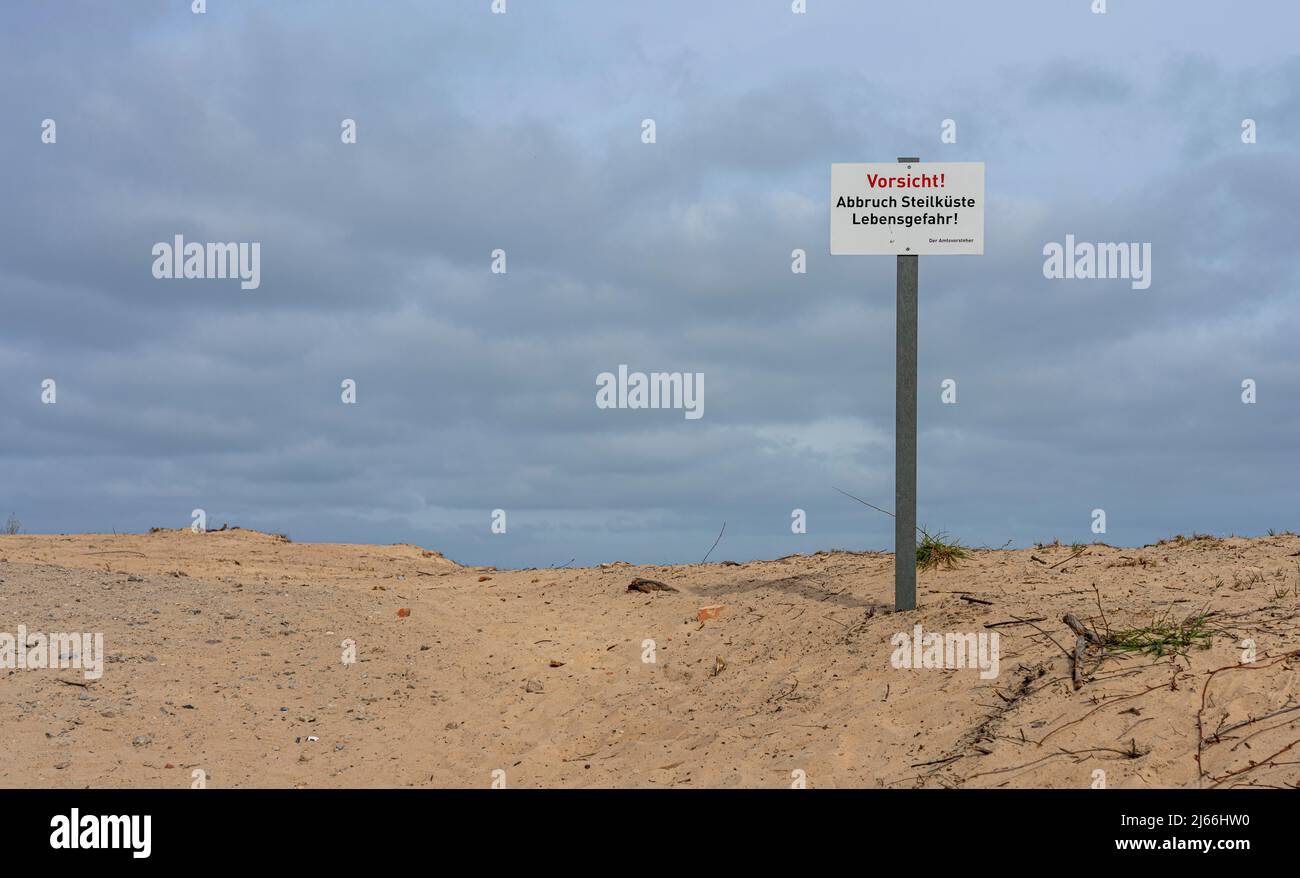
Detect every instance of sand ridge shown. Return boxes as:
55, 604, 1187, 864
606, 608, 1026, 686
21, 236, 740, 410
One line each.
1, 528, 1298, 788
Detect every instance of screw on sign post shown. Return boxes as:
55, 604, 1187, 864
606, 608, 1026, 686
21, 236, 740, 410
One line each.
829, 157, 984, 611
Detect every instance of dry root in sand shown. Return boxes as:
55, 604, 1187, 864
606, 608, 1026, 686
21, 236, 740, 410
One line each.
1060, 602, 1214, 690
1196, 649, 1300, 786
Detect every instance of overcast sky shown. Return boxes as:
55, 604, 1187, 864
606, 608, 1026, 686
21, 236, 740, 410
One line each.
2, 1, 1297, 567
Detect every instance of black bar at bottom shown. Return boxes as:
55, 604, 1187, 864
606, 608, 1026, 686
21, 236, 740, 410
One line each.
1, 788, 1280, 863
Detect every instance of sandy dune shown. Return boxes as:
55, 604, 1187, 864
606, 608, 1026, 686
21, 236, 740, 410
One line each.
2, 528, 1298, 788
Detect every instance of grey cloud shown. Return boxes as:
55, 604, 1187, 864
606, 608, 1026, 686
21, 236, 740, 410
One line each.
2, 2, 1297, 567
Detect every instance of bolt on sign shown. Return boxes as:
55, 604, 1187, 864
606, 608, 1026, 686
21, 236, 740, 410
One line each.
830, 162, 984, 255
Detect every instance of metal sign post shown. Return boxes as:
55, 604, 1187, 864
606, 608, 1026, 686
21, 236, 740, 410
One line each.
894, 157, 919, 611
829, 157, 984, 612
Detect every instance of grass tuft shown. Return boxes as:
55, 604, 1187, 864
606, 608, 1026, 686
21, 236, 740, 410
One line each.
916, 530, 968, 571
1103, 612, 1214, 658
1155, 533, 1222, 548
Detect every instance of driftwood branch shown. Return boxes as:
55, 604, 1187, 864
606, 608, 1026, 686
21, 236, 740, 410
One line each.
984, 617, 1046, 629
1048, 548, 1087, 569
1072, 635, 1088, 690
1062, 613, 1103, 644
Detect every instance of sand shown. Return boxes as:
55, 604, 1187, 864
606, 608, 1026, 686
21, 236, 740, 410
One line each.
1, 528, 1298, 788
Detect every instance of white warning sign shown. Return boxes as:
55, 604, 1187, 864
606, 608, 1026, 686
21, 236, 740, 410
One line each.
830, 162, 984, 256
